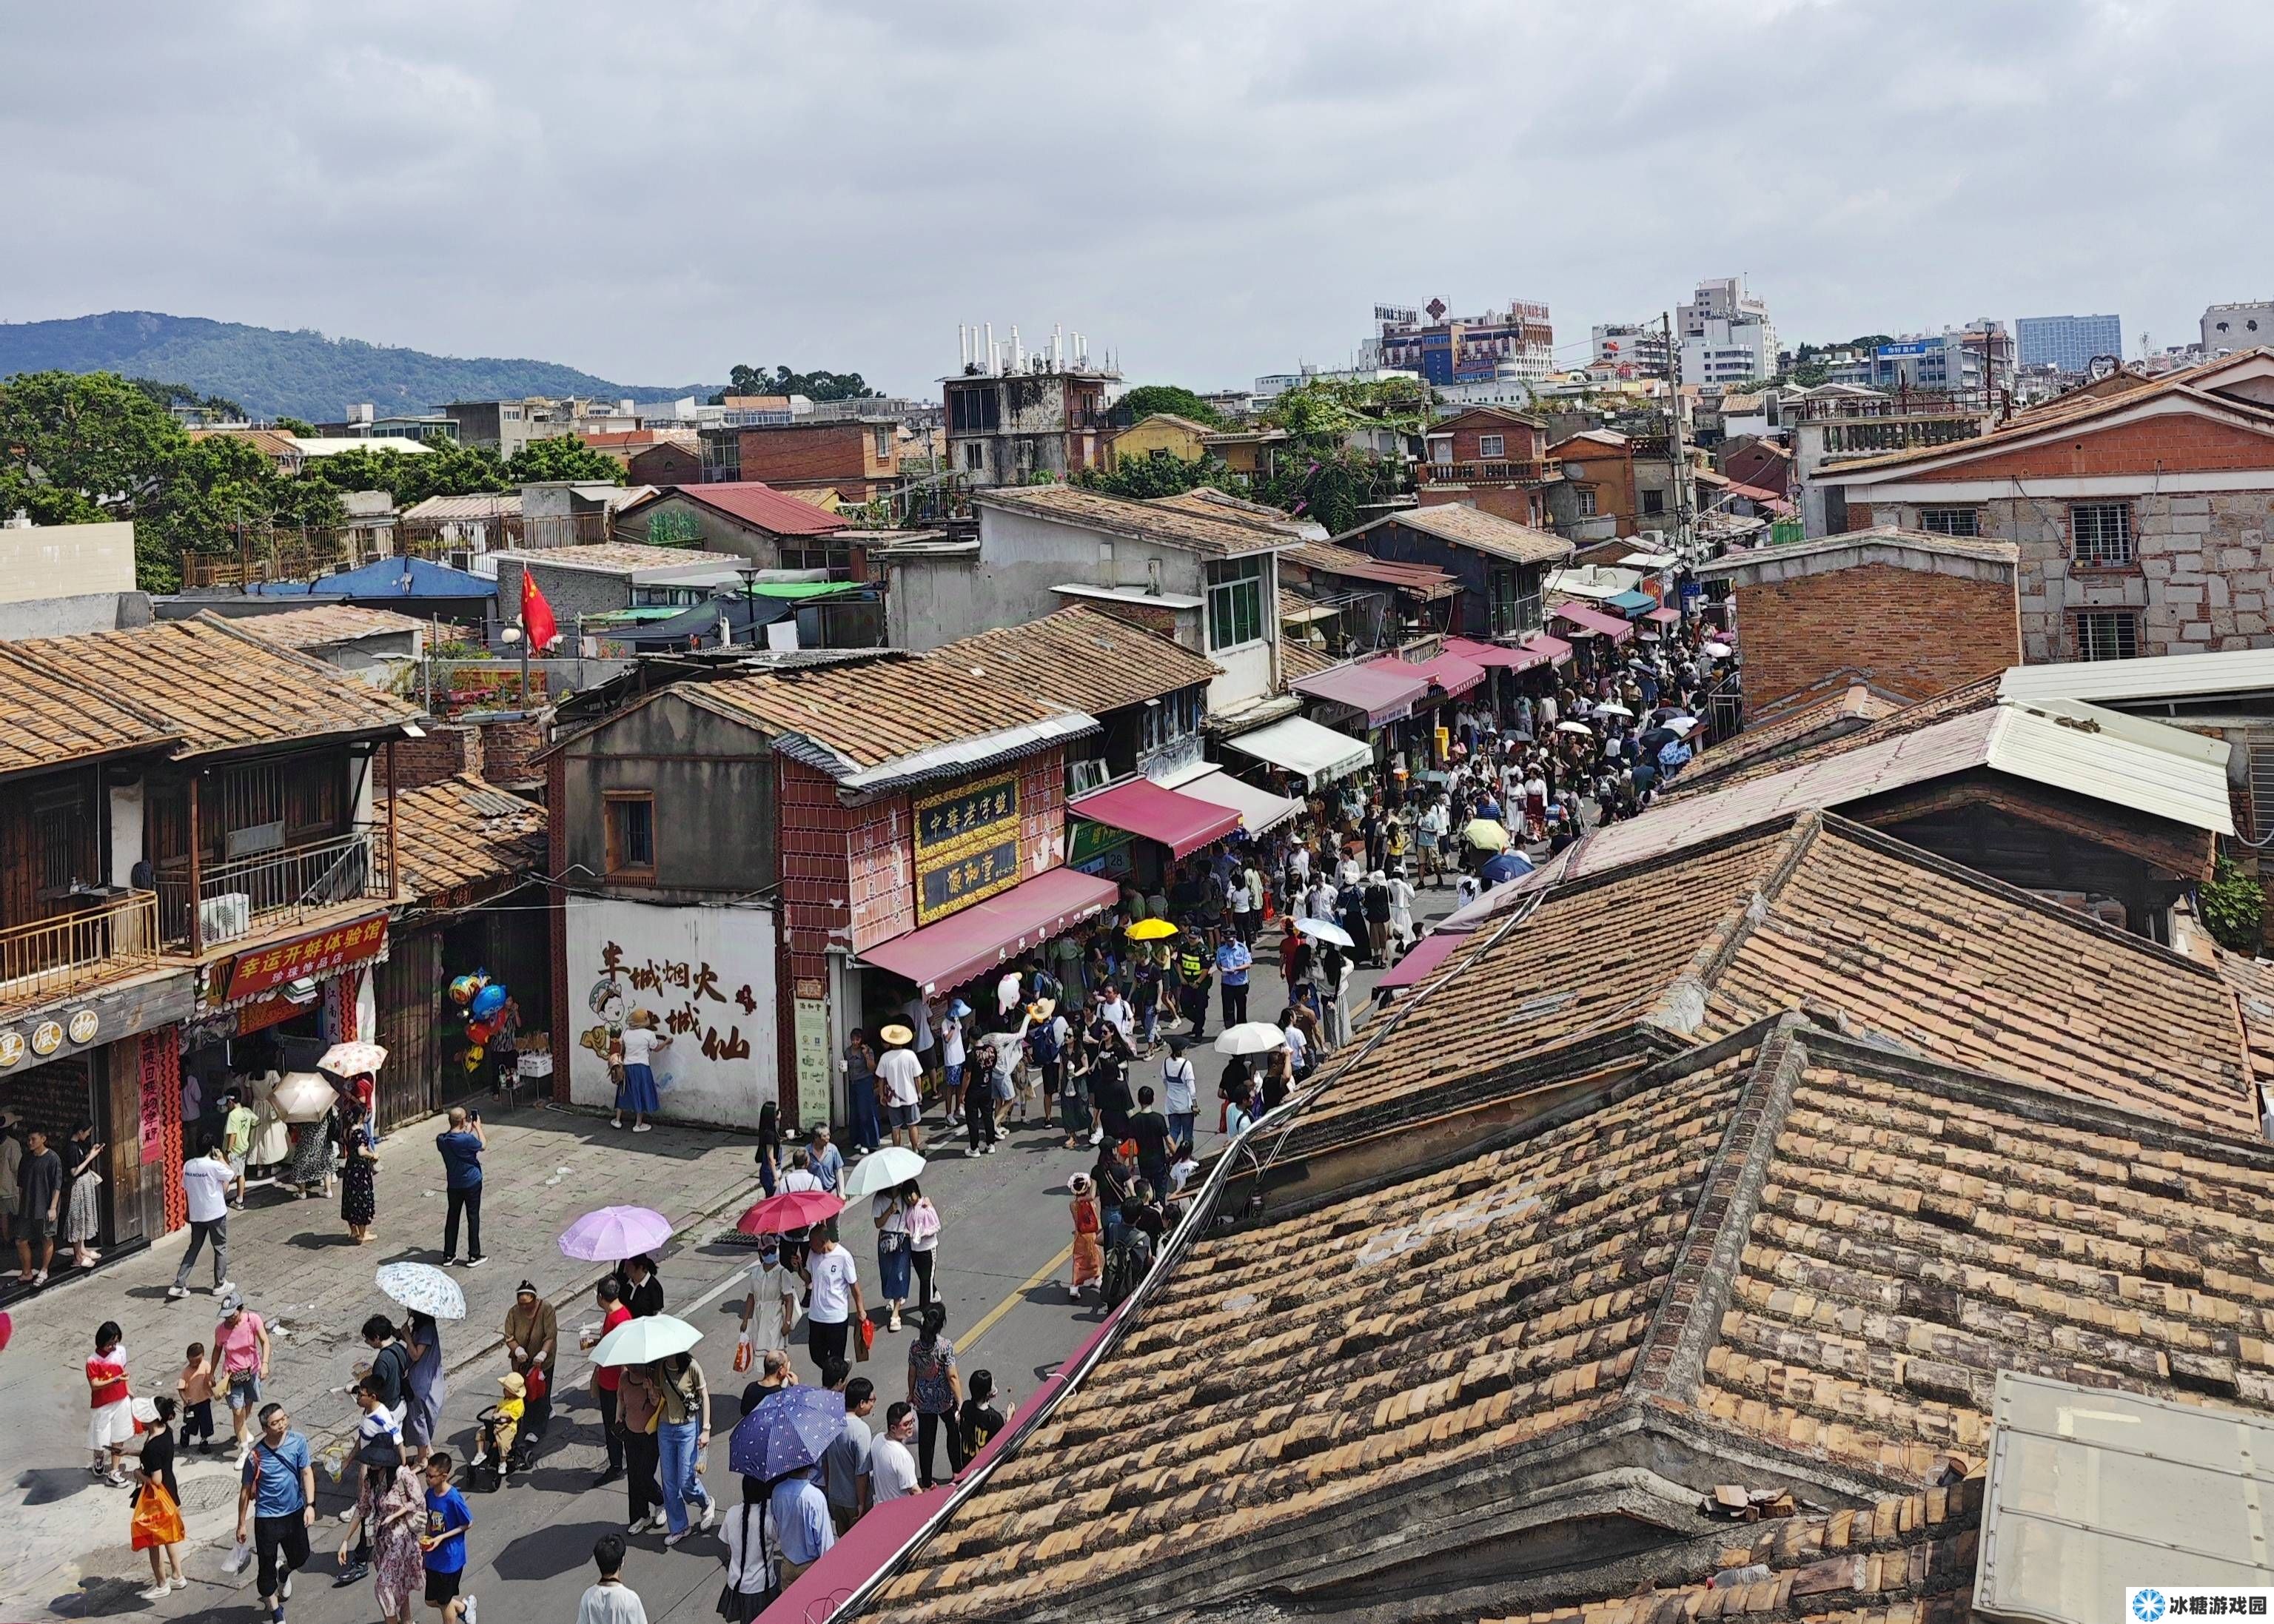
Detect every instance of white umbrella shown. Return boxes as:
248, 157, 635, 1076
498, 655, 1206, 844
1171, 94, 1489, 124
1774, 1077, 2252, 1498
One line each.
1666, 716, 1700, 736
375, 1261, 466, 1321
1555, 720, 1594, 736
842, 1146, 926, 1199
1594, 701, 1634, 718
317, 1041, 388, 1076
1292, 917, 1355, 948
269, 1071, 338, 1123
1704, 642, 1733, 657
1215, 1021, 1289, 1056
592, 1312, 701, 1366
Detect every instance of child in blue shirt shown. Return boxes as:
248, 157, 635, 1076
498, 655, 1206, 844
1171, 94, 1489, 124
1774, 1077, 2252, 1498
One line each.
419, 1454, 475, 1624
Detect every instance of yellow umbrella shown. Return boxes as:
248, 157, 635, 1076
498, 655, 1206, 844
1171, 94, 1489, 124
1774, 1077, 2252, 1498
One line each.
1463, 818, 1510, 852
1126, 918, 1178, 941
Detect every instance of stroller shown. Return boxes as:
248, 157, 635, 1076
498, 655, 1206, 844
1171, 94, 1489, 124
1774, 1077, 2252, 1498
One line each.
463, 1370, 530, 1493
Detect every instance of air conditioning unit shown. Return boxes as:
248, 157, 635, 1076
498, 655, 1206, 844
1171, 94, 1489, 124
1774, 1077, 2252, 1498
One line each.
199, 893, 252, 944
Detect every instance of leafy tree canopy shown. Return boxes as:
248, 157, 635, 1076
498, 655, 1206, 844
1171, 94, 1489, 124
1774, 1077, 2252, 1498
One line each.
1115, 385, 1222, 427
274, 415, 316, 435
506, 434, 625, 485
128, 376, 247, 421
1258, 376, 1430, 446
714, 363, 879, 404
296, 441, 513, 506
1251, 447, 1404, 538
1075, 452, 1235, 502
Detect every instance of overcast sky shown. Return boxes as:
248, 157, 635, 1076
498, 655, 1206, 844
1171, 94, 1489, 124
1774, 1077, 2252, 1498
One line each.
8, 0, 2269, 395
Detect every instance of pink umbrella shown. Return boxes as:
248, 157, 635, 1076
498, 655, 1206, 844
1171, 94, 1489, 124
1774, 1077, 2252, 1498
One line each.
737, 1190, 843, 1237
558, 1205, 674, 1262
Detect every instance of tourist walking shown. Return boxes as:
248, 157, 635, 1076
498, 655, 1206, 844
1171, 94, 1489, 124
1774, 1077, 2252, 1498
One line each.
906, 1306, 963, 1488
651, 1349, 716, 1546
1067, 1175, 1104, 1300
176, 1341, 216, 1452
132, 1395, 187, 1600
576, 1535, 648, 1624
417, 1452, 474, 1623
905, 1182, 941, 1313
737, 1238, 800, 1378
402, 1309, 445, 1468
340, 1101, 378, 1244
215, 1289, 272, 1462
622, 1252, 665, 1319
617, 1360, 665, 1535
871, 1404, 919, 1504
802, 1229, 864, 1376
337, 1459, 423, 1624
1158, 1038, 1198, 1161
169, 1135, 234, 1298
434, 1107, 486, 1268
1215, 931, 1252, 1027
501, 1281, 557, 1446
611, 1009, 668, 1132
583, 1277, 634, 1487
821, 1372, 874, 1534
86, 1320, 133, 1484
873, 1183, 913, 1332
284, 1106, 332, 1200
235, 1401, 315, 1624
717, 1480, 777, 1620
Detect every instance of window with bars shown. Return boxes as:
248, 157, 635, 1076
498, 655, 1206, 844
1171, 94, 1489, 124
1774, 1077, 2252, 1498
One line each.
1206, 556, 1265, 651
605, 791, 656, 878
1919, 507, 1981, 537
2073, 609, 2140, 661
2248, 743, 2274, 840
2070, 503, 2134, 566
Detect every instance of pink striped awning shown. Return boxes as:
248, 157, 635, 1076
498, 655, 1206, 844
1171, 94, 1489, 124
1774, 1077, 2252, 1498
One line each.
1549, 603, 1634, 644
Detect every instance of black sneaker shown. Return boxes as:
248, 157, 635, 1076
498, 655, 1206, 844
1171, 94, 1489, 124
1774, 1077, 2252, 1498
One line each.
464, 1255, 488, 1268
334, 1563, 369, 1587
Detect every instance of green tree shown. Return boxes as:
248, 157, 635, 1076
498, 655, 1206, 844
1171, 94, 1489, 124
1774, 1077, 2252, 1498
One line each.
1252, 448, 1405, 538
2201, 857, 2267, 952
714, 364, 879, 404
298, 441, 512, 506
274, 416, 316, 435
1114, 385, 1222, 427
506, 434, 625, 484
1075, 452, 1237, 502
128, 377, 248, 422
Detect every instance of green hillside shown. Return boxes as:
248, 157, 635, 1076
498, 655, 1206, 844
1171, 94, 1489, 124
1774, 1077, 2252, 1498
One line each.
0, 312, 720, 423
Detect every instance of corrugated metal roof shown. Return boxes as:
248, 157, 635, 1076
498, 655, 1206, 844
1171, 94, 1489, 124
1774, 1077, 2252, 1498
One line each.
2000, 647, 2274, 706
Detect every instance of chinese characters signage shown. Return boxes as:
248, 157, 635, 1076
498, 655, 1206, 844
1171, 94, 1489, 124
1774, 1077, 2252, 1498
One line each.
2130, 1593, 2273, 1620
793, 998, 831, 1128
224, 915, 389, 1001
918, 839, 1019, 925
563, 899, 776, 1121
914, 774, 1018, 852
586, 936, 759, 1066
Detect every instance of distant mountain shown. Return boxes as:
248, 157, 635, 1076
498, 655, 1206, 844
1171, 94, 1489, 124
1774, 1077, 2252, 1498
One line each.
0, 312, 722, 423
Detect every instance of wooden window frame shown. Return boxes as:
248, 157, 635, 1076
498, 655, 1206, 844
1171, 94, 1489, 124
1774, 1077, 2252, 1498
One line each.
603, 790, 657, 880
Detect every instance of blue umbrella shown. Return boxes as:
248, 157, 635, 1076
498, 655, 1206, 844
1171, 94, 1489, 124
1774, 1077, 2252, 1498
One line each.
1480, 850, 1535, 886
729, 1384, 845, 1482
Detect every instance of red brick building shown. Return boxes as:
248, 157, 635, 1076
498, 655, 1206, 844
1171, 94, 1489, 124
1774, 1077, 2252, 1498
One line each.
1696, 526, 2022, 717
1720, 437, 1791, 498
1416, 408, 1551, 526
628, 440, 701, 487
1820, 348, 2274, 662
708, 420, 903, 506
1541, 429, 1644, 537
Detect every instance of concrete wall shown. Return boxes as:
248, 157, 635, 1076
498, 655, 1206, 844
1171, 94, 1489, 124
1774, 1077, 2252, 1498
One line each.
614, 494, 782, 564
900, 506, 1214, 648
556, 692, 778, 902
494, 557, 633, 624
0, 590, 150, 639
0, 521, 138, 605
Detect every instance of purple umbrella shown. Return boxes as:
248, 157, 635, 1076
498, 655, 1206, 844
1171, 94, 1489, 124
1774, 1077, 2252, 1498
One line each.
730, 1384, 846, 1482
558, 1206, 674, 1262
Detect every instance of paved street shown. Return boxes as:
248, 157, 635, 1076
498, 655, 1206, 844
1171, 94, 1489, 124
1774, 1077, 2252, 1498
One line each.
1, 895, 1447, 1623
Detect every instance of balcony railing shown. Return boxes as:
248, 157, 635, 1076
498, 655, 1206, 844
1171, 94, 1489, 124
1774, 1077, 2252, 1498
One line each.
154, 828, 391, 951
0, 893, 161, 1015
1418, 460, 1546, 486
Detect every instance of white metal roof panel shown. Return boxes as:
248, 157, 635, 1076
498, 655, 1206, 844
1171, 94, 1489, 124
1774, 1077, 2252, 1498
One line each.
1221, 715, 1372, 786
2001, 648, 2274, 706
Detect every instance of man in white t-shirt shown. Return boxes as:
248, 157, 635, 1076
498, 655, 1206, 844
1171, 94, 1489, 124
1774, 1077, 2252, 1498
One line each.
169, 1138, 235, 1299
1158, 1037, 1198, 1158
868, 1404, 919, 1504
802, 1232, 865, 1380
876, 1039, 925, 1152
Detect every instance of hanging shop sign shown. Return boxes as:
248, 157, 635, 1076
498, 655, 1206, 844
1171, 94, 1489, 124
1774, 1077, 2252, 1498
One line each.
223, 915, 390, 1003
30, 1020, 63, 1056
913, 772, 1023, 925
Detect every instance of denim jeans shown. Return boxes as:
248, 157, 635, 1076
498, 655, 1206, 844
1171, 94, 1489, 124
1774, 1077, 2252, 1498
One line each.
657, 1417, 711, 1535
1167, 1113, 1195, 1156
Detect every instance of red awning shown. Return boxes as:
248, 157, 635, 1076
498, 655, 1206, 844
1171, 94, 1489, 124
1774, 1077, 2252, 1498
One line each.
1291, 662, 1427, 725
1645, 607, 1682, 625
1069, 777, 1241, 859
1550, 603, 1635, 644
1525, 632, 1574, 668
1375, 931, 1469, 990
1443, 634, 1552, 674
859, 867, 1121, 996
1366, 651, 1486, 699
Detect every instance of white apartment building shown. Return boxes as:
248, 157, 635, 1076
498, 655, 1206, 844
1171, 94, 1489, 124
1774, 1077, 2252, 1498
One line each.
1677, 276, 1778, 390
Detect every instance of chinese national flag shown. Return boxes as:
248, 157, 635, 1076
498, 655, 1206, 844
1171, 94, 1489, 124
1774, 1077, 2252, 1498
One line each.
520, 568, 560, 651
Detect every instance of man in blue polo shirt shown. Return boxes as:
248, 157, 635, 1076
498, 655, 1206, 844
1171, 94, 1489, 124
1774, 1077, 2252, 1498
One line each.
1214, 930, 1252, 1028
235, 1402, 315, 1623
770, 1463, 836, 1587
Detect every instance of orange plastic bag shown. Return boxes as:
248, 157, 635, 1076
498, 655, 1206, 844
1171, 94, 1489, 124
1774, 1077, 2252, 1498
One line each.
131, 1480, 185, 1551
732, 1333, 753, 1374
854, 1318, 875, 1363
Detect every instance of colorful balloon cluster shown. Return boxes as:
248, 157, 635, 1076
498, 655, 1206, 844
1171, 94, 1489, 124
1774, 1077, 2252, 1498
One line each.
449, 970, 512, 1071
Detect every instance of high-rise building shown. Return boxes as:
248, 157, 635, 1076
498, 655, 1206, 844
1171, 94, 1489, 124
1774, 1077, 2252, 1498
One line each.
1866, 321, 2014, 397
2203, 301, 2274, 355
2016, 314, 2122, 375
1676, 276, 1777, 389
1375, 299, 1554, 388
1590, 323, 1671, 378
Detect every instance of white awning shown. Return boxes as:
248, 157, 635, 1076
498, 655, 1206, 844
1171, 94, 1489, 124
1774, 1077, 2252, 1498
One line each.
1221, 715, 1372, 788
1172, 768, 1304, 835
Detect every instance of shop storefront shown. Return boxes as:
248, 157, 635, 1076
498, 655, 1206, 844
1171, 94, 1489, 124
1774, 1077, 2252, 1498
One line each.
1066, 777, 1243, 896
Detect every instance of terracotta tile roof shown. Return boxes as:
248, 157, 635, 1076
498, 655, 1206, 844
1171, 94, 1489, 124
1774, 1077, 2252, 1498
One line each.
4, 616, 420, 759
880, 1015, 2274, 1623
1147, 487, 1314, 533
495, 542, 741, 574
189, 426, 302, 461
623, 480, 848, 537
400, 493, 523, 523
879, 1049, 1757, 1623
1661, 676, 2005, 802
913, 607, 1220, 717
1483, 1473, 1990, 1624
1278, 637, 1335, 680
1679, 682, 1906, 793
0, 642, 178, 777
975, 484, 1289, 557
1342, 504, 1574, 566
386, 774, 546, 902
1281, 540, 1458, 593
2213, 949, 2274, 1101
1289, 814, 2258, 1155
235, 605, 428, 650
685, 654, 1081, 775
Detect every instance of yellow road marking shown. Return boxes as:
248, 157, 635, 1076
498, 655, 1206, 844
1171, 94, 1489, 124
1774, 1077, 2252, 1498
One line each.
962, 1243, 1073, 1352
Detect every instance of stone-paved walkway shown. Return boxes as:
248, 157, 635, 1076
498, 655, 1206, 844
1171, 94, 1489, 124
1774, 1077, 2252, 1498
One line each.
0, 1098, 765, 1619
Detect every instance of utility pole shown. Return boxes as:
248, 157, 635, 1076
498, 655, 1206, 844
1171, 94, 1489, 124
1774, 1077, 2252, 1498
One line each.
1662, 312, 1692, 556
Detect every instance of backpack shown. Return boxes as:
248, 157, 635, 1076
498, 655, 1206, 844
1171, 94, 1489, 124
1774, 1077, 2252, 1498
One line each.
1028, 1019, 1061, 1065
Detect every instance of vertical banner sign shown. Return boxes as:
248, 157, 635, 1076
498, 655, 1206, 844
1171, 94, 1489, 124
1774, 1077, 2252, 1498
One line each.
793, 999, 832, 1128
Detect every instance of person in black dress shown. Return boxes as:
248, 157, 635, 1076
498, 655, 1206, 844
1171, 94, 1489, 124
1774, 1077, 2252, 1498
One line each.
340, 1101, 378, 1244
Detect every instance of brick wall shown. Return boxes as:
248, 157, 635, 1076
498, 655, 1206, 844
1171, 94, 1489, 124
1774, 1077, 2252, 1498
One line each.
1899, 415, 2274, 483
737, 424, 874, 486
1737, 561, 2020, 711
1418, 486, 1542, 526
779, 759, 856, 991
1724, 441, 1791, 497
391, 725, 483, 789
477, 716, 546, 786
497, 558, 628, 624
628, 443, 700, 487
1445, 417, 1546, 463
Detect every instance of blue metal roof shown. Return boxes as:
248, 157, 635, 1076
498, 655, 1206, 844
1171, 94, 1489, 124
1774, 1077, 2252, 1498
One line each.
246, 557, 497, 599
1606, 589, 1657, 615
